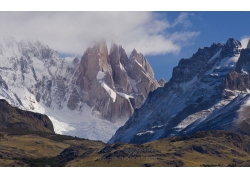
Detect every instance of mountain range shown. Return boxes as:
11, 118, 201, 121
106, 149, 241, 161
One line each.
0, 37, 161, 142
2, 36, 250, 167
109, 38, 250, 144
1, 36, 250, 146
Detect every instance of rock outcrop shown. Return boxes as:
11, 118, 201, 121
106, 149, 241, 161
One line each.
0, 99, 54, 133
158, 78, 166, 87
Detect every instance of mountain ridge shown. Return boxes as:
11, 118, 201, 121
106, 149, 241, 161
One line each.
109, 38, 250, 144
0, 37, 162, 142
0, 99, 54, 133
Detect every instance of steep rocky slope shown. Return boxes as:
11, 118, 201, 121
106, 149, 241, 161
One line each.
109, 38, 250, 144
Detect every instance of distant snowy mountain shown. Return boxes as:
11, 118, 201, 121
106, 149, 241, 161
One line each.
109, 38, 250, 144
0, 37, 160, 142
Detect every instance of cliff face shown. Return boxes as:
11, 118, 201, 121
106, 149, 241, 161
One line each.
67, 41, 159, 122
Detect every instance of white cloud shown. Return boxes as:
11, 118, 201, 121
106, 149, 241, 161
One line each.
240, 36, 250, 48
169, 31, 201, 42
0, 12, 199, 56
172, 12, 193, 28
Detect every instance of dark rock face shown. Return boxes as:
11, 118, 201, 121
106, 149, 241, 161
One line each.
0, 99, 54, 133
221, 38, 241, 57
171, 43, 224, 87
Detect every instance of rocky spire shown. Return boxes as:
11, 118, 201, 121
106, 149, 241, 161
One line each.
109, 43, 132, 93
129, 49, 155, 77
226, 38, 242, 48
68, 40, 160, 122
222, 38, 242, 56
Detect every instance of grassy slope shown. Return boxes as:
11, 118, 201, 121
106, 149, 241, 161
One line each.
66, 131, 250, 167
1, 130, 250, 167
0, 130, 105, 167
1, 98, 250, 167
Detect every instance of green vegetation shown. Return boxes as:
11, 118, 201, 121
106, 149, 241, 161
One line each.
1, 130, 250, 167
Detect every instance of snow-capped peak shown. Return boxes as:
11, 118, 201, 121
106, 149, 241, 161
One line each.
0, 37, 160, 143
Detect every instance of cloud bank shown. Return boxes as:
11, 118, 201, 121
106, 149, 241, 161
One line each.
0, 12, 199, 56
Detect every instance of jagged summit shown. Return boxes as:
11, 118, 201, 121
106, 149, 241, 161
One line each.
226, 38, 242, 49
222, 38, 242, 56
130, 48, 155, 78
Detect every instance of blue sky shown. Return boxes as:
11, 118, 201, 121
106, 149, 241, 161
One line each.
0, 11, 249, 82
146, 12, 250, 81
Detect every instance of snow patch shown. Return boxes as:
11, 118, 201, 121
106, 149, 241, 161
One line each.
48, 116, 75, 134
141, 71, 154, 83
101, 82, 116, 102
242, 69, 249, 75
129, 77, 138, 93
96, 71, 116, 102
245, 97, 250, 106
49, 66, 57, 74
119, 63, 126, 72
135, 60, 143, 68
210, 74, 218, 77
175, 110, 210, 130
179, 76, 198, 89
211, 55, 239, 73
136, 130, 154, 136
117, 92, 133, 99
64, 56, 76, 66
207, 48, 222, 64
44, 104, 125, 142
96, 71, 106, 81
